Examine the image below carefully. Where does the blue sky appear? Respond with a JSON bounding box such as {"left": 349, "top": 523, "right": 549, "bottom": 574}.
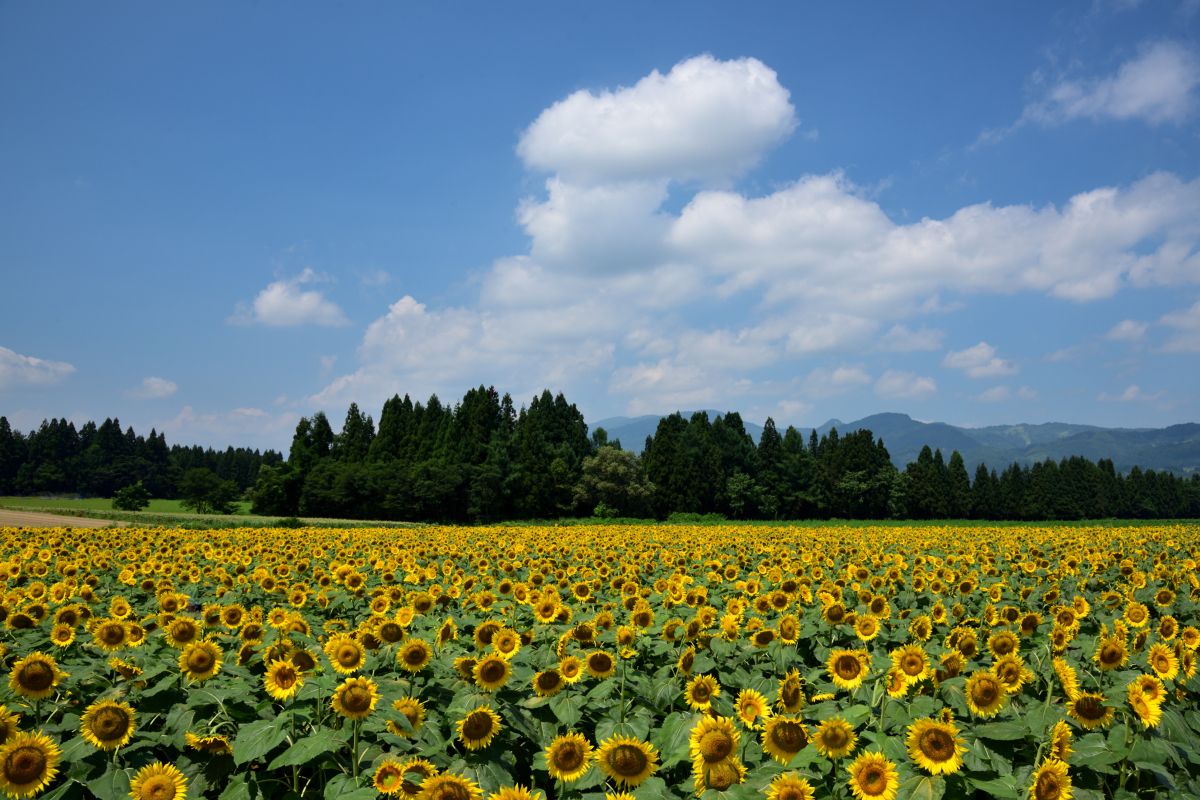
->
{"left": 2, "top": 2, "right": 1199, "bottom": 450}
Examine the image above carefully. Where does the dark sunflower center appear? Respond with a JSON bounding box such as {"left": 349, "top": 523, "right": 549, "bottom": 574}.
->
{"left": 835, "top": 656, "right": 861, "bottom": 679}
{"left": 698, "top": 730, "right": 733, "bottom": 762}
{"left": 902, "top": 655, "right": 923, "bottom": 675}
{"left": 478, "top": 660, "right": 506, "bottom": 683}
{"left": 707, "top": 761, "right": 738, "bottom": 789}
{"left": 993, "top": 638, "right": 1013, "bottom": 655}
{"left": 342, "top": 687, "right": 371, "bottom": 713}
{"left": 274, "top": 666, "right": 298, "bottom": 688}
{"left": 610, "top": 744, "right": 648, "bottom": 775}
{"left": 679, "top": 652, "right": 695, "bottom": 671}
{"left": 771, "top": 721, "right": 806, "bottom": 752}
{"left": 187, "top": 650, "right": 215, "bottom": 672}
{"left": 590, "top": 654, "right": 613, "bottom": 673}
{"left": 101, "top": 624, "right": 125, "bottom": 644}
{"left": 19, "top": 663, "right": 54, "bottom": 691}
{"left": 1076, "top": 698, "right": 1104, "bottom": 720}
{"left": 336, "top": 645, "right": 361, "bottom": 666}
{"left": 919, "top": 729, "right": 953, "bottom": 760}
{"left": 862, "top": 766, "right": 884, "bottom": 790}
{"left": 428, "top": 783, "right": 471, "bottom": 800}
{"left": 5, "top": 746, "right": 46, "bottom": 783}
{"left": 380, "top": 623, "right": 403, "bottom": 643}
{"left": 462, "top": 711, "right": 494, "bottom": 740}
{"left": 1035, "top": 772, "right": 1062, "bottom": 800}
{"left": 93, "top": 708, "right": 131, "bottom": 739}
{"left": 823, "top": 727, "right": 848, "bottom": 748}
{"left": 780, "top": 682, "right": 800, "bottom": 707}
{"left": 403, "top": 646, "right": 427, "bottom": 666}
{"left": 1100, "top": 643, "right": 1123, "bottom": 664}
{"left": 293, "top": 652, "right": 316, "bottom": 671}
{"left": 553, "top": 742, "right": 584, "bottom": 770}
{"left": 972, "top": 680, "right": 999, "bottom": 705}
{"left": 142, "top": 775, "right": 179, "bottom": 800}
{"left": 537, "top": 671, "right": 562, "bottom": 691}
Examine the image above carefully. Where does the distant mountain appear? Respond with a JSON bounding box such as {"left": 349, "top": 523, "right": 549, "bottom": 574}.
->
{"left": 594, "top": 410, "right": 1200, "bottom": 475}
{"left": 592, "top": 411, "right": 764, "bottom": 452}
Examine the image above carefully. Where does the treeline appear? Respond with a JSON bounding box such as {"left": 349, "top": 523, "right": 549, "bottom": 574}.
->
{"left": 247, "top": 387, "right": 1200, "bottom": 522}
{"left": 0, "top": 416, "right": 281, "bottom": 498}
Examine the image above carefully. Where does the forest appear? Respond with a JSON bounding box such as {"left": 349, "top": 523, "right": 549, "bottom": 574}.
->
{"left": 3, "top": 385, "right": 1198, "bottom": 522}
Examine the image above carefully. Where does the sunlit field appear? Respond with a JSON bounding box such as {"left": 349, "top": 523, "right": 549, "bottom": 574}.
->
{"left": 0, "top": 523, "right": 1196, "bottom": 800}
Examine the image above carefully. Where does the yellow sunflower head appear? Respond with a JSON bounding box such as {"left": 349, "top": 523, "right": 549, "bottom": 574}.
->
{"left": 689, "top": 715, "right": 739, "bottom": 764}
{"left": 324, "top": 634, "right": 366, "bottom": 675}
{"left": 545, "top": 732, "right": 592, "bottom": 782}
{"left": 595, "top": 735, "right": 658, "bottom": 788}
{"left": 457, "top": 706, "right": 502, "bottom": 750}
{"left": 8, "top": 653, "right": 68, "bottom": 700}
{"left": 80, "top": 700, "right": 136, "bottom": 750}
{"left": 1028, "top": 759, "right": 1070, "bottom": 800}
{"left": 585, "top": 650, "right": 616, "bottom": 679}
{"left": 846, "top": 751, "right": 899, "bottom": 800}
{"left": 761, "top": 716, "right": 809, "bottom": 764}
{"left": 264, "top": 659, "right": 303, "bottom": 702}
{"left": 776, "top": 669, "right": 805, "bottom": 713}
{"left": 129, "top": 761, "right": 187, "bottom": 800}
{"left": 813, "top": 717, "right": 857, "bottom": 760}
{"left": 373, "top": 757, "right": 406, "bottom": 796}
{"left": 473, "top": 655, "right": 512, "bottom": 691}
{"left": 387, "top": 696, "right": 426, "bottom": 738}
{"left": 418, "top": 773, "right": 483, "bottom": 800}
{"left": 684, "top": 674, "right": 720, "bottom": 710}
{"left": 396, "top": 639, "right": 432, "bottom": 674}
{"left": 331, "top": 676, "right": 379, "bottom": 721}
{"left": 735, "top": 688, "right": 771, "bottom": 729}
{"left": 0, "top": 730, "right": 60, "bottom": 799}
{"left": 964, "top": 671, "right": 1007, "bottom": 717}
{"left": 1067, "top": 692, "right": 1114, "bottom": 730}
{"left": 179, "top": 640, "right": 223, "bottom": 682}
{"left": 827, "top": 649, "right": 870, "bottom": 691}
{"left": 905, "top": 718, "right": 965, "bottom": 776}
{"left": 532, "top": 668, "right": 565, "bottom": 698}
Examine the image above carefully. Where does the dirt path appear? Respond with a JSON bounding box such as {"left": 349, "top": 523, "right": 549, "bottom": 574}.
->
{"left": 0, "top": 509, "right": 126, "bottom": 528}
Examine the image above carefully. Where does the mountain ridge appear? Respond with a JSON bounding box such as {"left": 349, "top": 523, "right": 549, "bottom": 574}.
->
{"left": 592, "top": 411, "right": 1200, "bottom": 475}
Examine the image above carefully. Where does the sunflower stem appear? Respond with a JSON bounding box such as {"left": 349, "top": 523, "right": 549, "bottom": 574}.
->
{"left": 351, "top": 719, "right": 360, "bottom": 781}
{"left": 290, "top": 701, "right": 299, "bottom": 793}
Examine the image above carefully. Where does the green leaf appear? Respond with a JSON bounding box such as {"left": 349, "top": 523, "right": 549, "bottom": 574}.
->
{"left": 218, "top": 775, "right": 253, "bottom": 800}
{"left": 972, "top": 721, "right": 1027, "bottom": 741}
{"left": 86, "top": 767, "right": 132, "bottom": 800}
{"left": 232, "top": 717, "right": 290, "bottom": 766}
{"left": 267, "top": 728, "right": 343, "bottom": 770}
{"left": 550, "top": 692, "right": 583, "bottom": 728}
{"left": 966, "top": 775, "right": 1021, "bottom": 800}
{"left": 896, "top": 776, "right": 944, "bottom": 800}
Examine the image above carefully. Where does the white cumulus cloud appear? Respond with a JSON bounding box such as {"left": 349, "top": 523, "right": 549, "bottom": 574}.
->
{"left": 0, "top": 346, "right": 75, "bottom": 389}
{"left": 874, "top": 370, "right": 937, "bottom": 399}
{"left": 129, "top": 376, "right": 177, "bottom": 399}
{"left": 943, "top": 342, "right": 1018, "bottom": 378}
{"left": 232, "top": 268, "right": 349, "bottom": 327}
{"left": 1106, "top": 319, "right": 1148, "bottom": 341}
{"left": 518, "top": 54, "right": 797, "bottom": 183}
{"left": 1160, "top": 300, "right": 1200, "bottom": 352}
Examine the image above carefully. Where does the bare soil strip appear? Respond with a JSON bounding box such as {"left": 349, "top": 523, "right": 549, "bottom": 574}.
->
{"left": 0, "top": 509, "right": 126, "bottom": 528}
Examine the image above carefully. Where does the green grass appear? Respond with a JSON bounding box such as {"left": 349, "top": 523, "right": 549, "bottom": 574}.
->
{"left": 0, "top": 496, "right": 252, "bottom": 514}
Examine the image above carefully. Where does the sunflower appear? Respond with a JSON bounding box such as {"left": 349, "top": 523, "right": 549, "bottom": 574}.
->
{"left": 1093, "top": 636, "right": 1128, "bottom": 671}
{"left": 559, "top": 656, "right": 584, "bottom": 683}
{"left": 164, "top": 617, "right": 201, "bottom": 648}
{"left": 1028, "top": 759, "right": 1071, "bottom": 800}
{"left": 1067, "top": 693, "right": 1114, "bottom": 730}
{"left": 595, "top": 735, "right": 658, "bottom": 788}
{"left": 264, "top": 659, "right": 303, "bottom": 701}
{"left": 1126, "top": 685, "right": 1163, "bottom": 729}
{"left": 1051, "top": 658, "right": 1080, "bottom": 701}
{"left": 906, "top": 718, "right": 964, "bottom": 775}
{"left": 473, "top": 655, "right": 512, "bottom": 691}
{"left": 827, "top": 649, "right": 870, "bottom": 691}
{"left": 813, "top": 717, "right": 857, "bottom": 759}
{"left": 490, "top": 786, "right": 542, "bottom": 800}
{"left": 532, "top": 668, "right": 565, "bottom": 698}
{"left": 854, "top": 615, "right": 880, "bottom": 642}
{"left": 1048, "top": 719, "right": 1072, "bottom": 761}
{"left": 676, "top": 646, "right": 695, "bottom": 674}
{"left": 777, "top": 669, "right": 805, "bottom": 713}
{"left": 964, "top": 671, "right": 1007, "bottom": 717}
{"left": 324, "top": 634, "right": 366, "bottom": 674}
{"left": 374, "top": 758, "right": 407, "bottom": 796}
{"left": 684, "top": 674, "right": 720, "bottom": 710}
{"left": 331, "top": 676, "right": 379, "bottom": 721}
{"left": 418, "top": 773, "right": 483, "bottom": 800}
{"left": 766, "top": 773, "right": 815, "bottom": 800}
{"left": 457, "top": 706, "right": 502, "bottom": 750}
{"left": 993, "top": 654, "right": 1031, "bottom": 695}
{"left": 80, "top": 700, "right": 136, "bottom": 750}
{"left": 1147, "top": 642, "right": 1179, "bottom": 681}
{"left": 1124, "top": 601, "right": 1149, "bottom": 628}
{"left": 387, "top": 697, "right": 426, "bottom": 738}
{"left": 689, "top": 716, "right": 739, "bottom": 765}
{"left": 49, "top": 624, "right": 75, "bottom": 648}
{"left": 545, "top": 732, "right": 592, "bottom": 782}
{"left": 761, "top": 716, "right": 808, "bottom": 764}
{"left": 184, "top": 732, "right": 233, "bottom": 755}
{"left": 492, "top": 628, "right": 522, "bottom": 659}
{"left": 0, "top": 707, "right": 20, "bottom": 746}
{"left": 8, "top": 653, "right": 67, "bottom": 700}
{"left": 846, "top": 752, "right": 899, "bottom": 800}
{"left": 397, "top": 639, "right": 432, "bottom": 673}
{"left": 692, "top": 755, "right": 745, "bottom": 794}
{"left": 988, "top": 630, "right": 1019, "bottom": 658}
{"left": 0, "top": 731, "right": 60, "bottom": 799}
{"left": 179, "top": 640, "right": 223, "bottom": 682}
{"left": 890, "top": 644, "right": 929, "bottom": 685}
{"left": 735, "top": 688, "right": 771, "bottom": 729}
{"left": 129, "top": 761, "right": 187, "bottom": 800}
{"left": 585, "top": 650, "right": 617, "bottom": 679}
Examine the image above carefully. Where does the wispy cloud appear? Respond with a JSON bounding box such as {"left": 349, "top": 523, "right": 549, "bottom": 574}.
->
{"left": 0, "top": 346, "right": 75, "bottom": 389}
{"left": 129, "top": 376, "right": 177, "bottom": 399}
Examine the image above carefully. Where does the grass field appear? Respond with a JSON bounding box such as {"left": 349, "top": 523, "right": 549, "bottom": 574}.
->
{"left": 0, "top": 495, "right": 252, "bottom": 514}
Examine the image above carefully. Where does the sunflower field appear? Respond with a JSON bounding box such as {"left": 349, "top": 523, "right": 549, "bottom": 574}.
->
{"left": 0, "top": 523, "right": 1197, "bottom": 800}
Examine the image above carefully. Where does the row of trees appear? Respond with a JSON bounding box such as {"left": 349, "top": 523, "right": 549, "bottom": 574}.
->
{"left": 4, "top": 388, "right": 1198, "bottom": 521}
{"left": 246, "top": 388, "right": 1200, "bottom": 521}
{"left": 0, "top": 416, "right": 281, "bottom": 498}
